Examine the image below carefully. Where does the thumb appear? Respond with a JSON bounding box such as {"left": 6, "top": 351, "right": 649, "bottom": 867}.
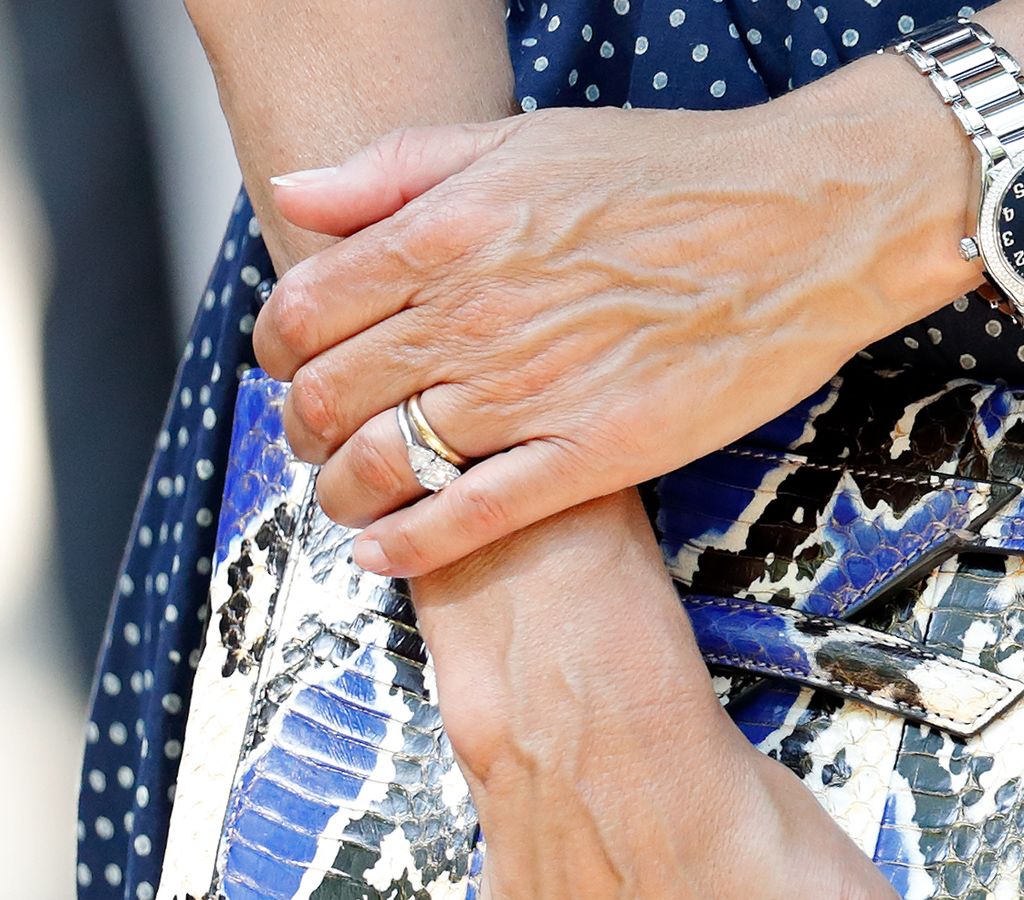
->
{"left": 270, "top": 121, "right": 512, "bottom": 237}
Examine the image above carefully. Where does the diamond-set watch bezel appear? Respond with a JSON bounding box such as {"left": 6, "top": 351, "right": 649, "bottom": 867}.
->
{"left": 977, "top": 153, "right": 1024, "bottom": 315}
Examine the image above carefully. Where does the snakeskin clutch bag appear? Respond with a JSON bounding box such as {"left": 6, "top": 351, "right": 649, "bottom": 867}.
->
{"left": 160, "top": 362, "right": 1024, "bottom": 899}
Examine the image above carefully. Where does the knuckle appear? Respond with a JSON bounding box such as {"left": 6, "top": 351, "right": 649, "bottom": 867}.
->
{"left": 287, "top": 367, "right": 337, "bottom": 453}
{"left": 345, "top": 429, "right": 407, "bottom": 500}
{"left": 452, "top": 481, "right": 511, "bottom": 535}
{"left": 264, "top": 274, "right": 321, "bottom": 371}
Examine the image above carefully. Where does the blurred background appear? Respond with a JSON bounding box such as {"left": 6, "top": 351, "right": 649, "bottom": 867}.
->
{"left": 0, "top": 2, "right": 238, "bottom": 895}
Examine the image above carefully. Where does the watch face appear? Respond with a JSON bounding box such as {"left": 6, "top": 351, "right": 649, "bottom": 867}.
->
{"left": 997, "top": 168, "right": 1024, "bottom": 279}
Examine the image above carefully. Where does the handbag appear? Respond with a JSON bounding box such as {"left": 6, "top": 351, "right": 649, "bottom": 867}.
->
{"left": 158, "top": 360, "right": 1024, "bottom": 899}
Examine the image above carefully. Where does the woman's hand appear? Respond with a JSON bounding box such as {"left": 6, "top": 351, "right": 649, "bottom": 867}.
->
{"left": 413, "top": 489, "right": 896, "bottom": 899}
{"left": 254, "top": 52, "right": 979, "bottom": 577}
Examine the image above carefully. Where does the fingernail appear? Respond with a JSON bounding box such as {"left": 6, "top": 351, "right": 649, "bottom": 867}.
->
{"left": 354, "top": 539, "right": 391, "bottom": 574}
{"left": 269, "top": 166, "right": 338, "bottom": 188}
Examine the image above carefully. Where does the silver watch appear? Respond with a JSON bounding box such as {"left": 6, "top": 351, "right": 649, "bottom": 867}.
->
{"left": 892, "top": 17, "right": 1024, "bottom": 318}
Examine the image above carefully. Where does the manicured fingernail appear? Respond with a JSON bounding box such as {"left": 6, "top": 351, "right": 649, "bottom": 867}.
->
{"left": 269, "top": 166, "right": 338, "bottom": 188}
{"left": 354, "top": 539, "right": 391, "bottom": 574}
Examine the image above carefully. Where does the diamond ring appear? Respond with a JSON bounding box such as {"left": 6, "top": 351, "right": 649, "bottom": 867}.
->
{"left": 396, "top": 396, "right": 465, "bottom": 492}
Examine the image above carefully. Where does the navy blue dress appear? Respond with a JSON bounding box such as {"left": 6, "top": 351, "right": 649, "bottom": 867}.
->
{"left": 77, "top": 2, "right": 1010, "bottom": 896}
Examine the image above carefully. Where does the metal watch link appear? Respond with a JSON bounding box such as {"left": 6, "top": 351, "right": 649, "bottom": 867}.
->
{"left": 891, "top": 17, "right": 1024, "bottom": 318}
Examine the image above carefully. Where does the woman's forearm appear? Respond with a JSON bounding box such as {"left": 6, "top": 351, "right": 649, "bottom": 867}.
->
{"left": 184, "top": 0, "right": 515, "bottom": 271}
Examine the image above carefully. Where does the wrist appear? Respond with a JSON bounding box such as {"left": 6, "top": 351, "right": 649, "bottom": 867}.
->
{"left": 781, "top": 47, "right": 981, "bottom": 335}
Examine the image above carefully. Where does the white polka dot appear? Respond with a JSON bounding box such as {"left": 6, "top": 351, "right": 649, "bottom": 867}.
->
{"left": 196, "top": 458, "right": 215, "bottom": 480}
{"left": 172, "top": 554, "right": 181, "bottom": 574}
{"left": 521, "top": 37, "right": 537, "bottom": 47}
{"left": 189, "top": 647, "right": 202, "bottom": 669}
{"left": 77, "top": 863, "right": 92, "bottom": 887}
{"left": 548, "top": 14, "right": 561, "bottom": 30}
{"left": 239, "top": 313, "right": 256, "bottom": 334}
{"left": 177, "top": 426, "right": 190, "bottom": 448}
{"left": 134, "top": 834, "right": 152, "bottom": 857}
{"left": 898, "top": 15, "right": 915, "bottom": 35}
{"left": 221, "top": 284, "right": 233, "bottom": 306}
{"left": 120, "top": 573, "right": 135, "bottom": 596}
{"left": 960, "top": 353, "right": 977, "bottom": 370}
{"left": 521, "top": 96, "right": 538, "bottom": 112}
{"left": 747, "top": 28, "right": 762, "bottom": 45}
{"left": 928, "top": 327, "right": 943, "bottom": 345}
{"left": 539, "top": 2, "right": 548, "bottom": 17}
{"left": 223, "top": 239, "right": 236, "bottom": 261}
{"left": 165, "top": 604, "right": 179, "bottom": 623}
{"left": 95, "top": 816, "right": 115, "bottom": 840}
{"left": 88, "top": 769, "right": 106, "bottom": 792}
{"left": 599, "top": 40, "right": 614, "bottom": 58}
{"left": 785, "top": 35, "right": 793, "bottom": 51}
{"left": 165, "top": 739, "right": 183, "bottom": 760}
{"left": 987, "top": 319, "right": 1003, "bottom": 337}
{"left": 109, "top": 721, "right": 128, "bottom": 745}
{"left": 240, "top": 265, "right": 261, "bottom": 287}
{"left": 169, "top": 648, "right": 181, "bottom": 664}
{"left": 141, "top": 737, "right": 150, "bottom": 758}
{"left": 155, "top": 572, "right": 169, "bottom": 595}
{"left": 200, "top": 336, "right": 213, "bottom": 358}
{"left": 162, "top": 693, "right": 183, "bottom": 715}
{"left": 174, "top": 474, "right": 186, "bottom": 495}
{"left": 157, "top": 476, "right": 173, "bottom": 498}
{"left": 180, "top": 386, "right": 193, "bottom": 408}
{"left": 787, "top": 0, "right": 801, "bottom": 8}
{"left": 86, "top": 721, "right": 100, "bottom": 744}
{"left": 197, "top": 556, "right": 212, "bottom": 575}
{"left": 211, "top": 362, "right": 222, "bottom": 383}
{"left": 903, "top": 336, "right": 919, "bottom": 350}
{"left": 77, "top": 819, "right": 86, "bottom": 842}
{"left": 1018, "top": 345, "right": 1024, "bottom": 362}
{"left": 203, "top": 290, "right": 216, "bottom": 310}
{"left": 669, "top": 9, "right": 685, "bottom": 27}
{"left": 614, "top": 0, "right": 629, "bottom": 13}
{"left": 173, "top": 521, "right": 184, "bottom": 542}
{"left": 168, "top": 783, "right": 177, "bottom": 803}
{"left": 814, "top": 5, "right": 827, "bottom": 23}
{"left": 138, "top": 525, "right": 153, "bottom": 547}
{"left": 842, "top": 29, "right": 860, "bottom": 47}
{"left": 248, "top": 216, "right": 261, "bottom": 238}
{"left": 585, "top": 84, "right": 600, "bottom": 101}
{"left": 105, "top": 864, "right": 122, "bottom": 887}
{"left": 953, "top": 296, "right": 971, "bottom": 312}
{"left": 130, "top": 671, "right": 145, "bottom": 694}
{"left": 137, "top": 881, "right": 155, "bottom": 900}
{"left": 136, "top": 785, "right": 150, "bottom": 808}
{"left": 143, "top": 670, "right": 155, "bottom": 690}
{"left": 117, "top": 766, "right": 135, "bottom": 789}
{"left": 692, "top": 43, "right": 709, "bottom": 62}
{"left": 582, "top": 24, "right": 593, "bottom": 41}
{"left": 710, "top": 80, "right": 727, "bottom": 98}
{"left": 653, "top": 71, "right": 668, "bottom": 90}
{"left": 236, "top": 362, "right": 252, "bottom": 379}
{"left": 102, "top": 672, "right": 122, "bottom": 696}
{"left": 959, "top": 6, "right": 976, "bottom": 16}
{"left": 135, "top": 718, "right": 146, "bottom": 738}
{"left": 729, "top": 23, "right": 739, "bottom": 39}
{"left": 534, "top": 56, "right": 548, "bottom": 71}
{"left": 811, "top": 48, "right": 828, "bottom": 67}
{"left": 635, "top": 35, "right": 649, "bottom": 55}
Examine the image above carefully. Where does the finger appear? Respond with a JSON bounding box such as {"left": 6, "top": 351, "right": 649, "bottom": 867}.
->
{"left": 315, "top": 408, "right": 426, "bottom": 529}
{"left": 351, "top": 439, "right": 596, "bottom": 578}
{"left": 270, "top": 121, "right": 516, "bottom": 237}
{"left": 281, "top": 314, "right": 449, "bottom": 464}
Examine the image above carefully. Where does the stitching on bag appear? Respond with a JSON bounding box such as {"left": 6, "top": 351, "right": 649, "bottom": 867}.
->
{"left": 685, "top": 595, "right": 1013, "bottom": 726}
{"left": 724, "top": 446, "right": 970, "bottom": 490}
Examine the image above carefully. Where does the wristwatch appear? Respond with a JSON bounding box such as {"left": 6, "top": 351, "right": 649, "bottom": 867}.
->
{"left": 892, "top": 17, "right": 1024, "bottom": 318}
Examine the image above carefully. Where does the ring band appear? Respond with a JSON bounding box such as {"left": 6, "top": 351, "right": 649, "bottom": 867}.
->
{"left": 397, "top": 398, "right": 464, "bottom": 492}
{"left": 406, "top": 394, "right": 468, "bottom": 467}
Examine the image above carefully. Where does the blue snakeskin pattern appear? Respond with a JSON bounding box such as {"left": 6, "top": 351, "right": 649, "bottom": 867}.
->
{"left": 160, "top": 372, "right": 479, "bottom": 900}
{"left": 163, "top": 362, "right": 1024, "bottom": 899}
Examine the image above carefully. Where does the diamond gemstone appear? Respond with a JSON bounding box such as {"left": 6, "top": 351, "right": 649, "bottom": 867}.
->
{"left": 407, "top": 445, "right": 460, "bottom": 491}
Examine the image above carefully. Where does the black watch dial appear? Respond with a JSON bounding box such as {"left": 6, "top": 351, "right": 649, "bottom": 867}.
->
{"left": 998, "top": 168, "right": 1024, "bottom": 279}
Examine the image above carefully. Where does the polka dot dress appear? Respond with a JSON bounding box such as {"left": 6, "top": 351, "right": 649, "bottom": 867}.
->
{"left": 79, "top": 2, "right": 1019, "bottom": 897}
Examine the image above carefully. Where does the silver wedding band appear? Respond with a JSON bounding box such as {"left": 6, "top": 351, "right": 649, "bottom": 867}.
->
{"left": 397, "top": 394, "right": 466, "bottom": 492}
